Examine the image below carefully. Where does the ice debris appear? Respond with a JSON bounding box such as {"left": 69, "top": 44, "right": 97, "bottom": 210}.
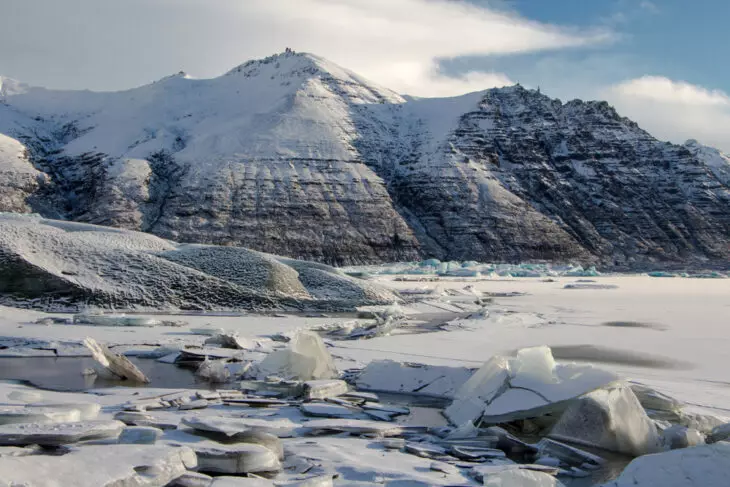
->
{"left": 444, "top": 346, "right": 618, "bottom": 425}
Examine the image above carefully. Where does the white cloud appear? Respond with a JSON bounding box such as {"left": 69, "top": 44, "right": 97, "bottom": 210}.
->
{"left": 236, "top": 0, "right": 611, "bottom": 96}
{"left": 605, "top": 76, "right": 730, "bottom": 152}
{"left": 0, "top": 0, "right": 611, "bottom": 96}
{"left": 612, "top": 76, "right": 730, "bottom": 106}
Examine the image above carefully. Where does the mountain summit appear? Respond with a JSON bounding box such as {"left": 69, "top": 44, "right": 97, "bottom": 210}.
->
{"left": 0, "top": 51, "right": 728, "bottom": 266}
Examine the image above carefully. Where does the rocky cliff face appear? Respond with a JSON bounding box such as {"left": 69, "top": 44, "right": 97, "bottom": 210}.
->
{"left": 0, "top": 51, "right": 728, "bottom": 266}
{"left": 384, "top": 87, "right": 730, "bottom": 266}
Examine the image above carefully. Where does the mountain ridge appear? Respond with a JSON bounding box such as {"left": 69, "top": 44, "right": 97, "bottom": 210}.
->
{"left": 1, "top": 50, "right": 728, "bottom": 267}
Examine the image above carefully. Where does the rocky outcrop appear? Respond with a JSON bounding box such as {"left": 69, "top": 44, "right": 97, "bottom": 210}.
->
{"left": 0, "top": 51, "right": 728, "bottom": 266}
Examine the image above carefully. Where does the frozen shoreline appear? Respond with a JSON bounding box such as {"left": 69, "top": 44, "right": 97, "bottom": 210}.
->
{"left": 1, "top": 274, "right": 729, "bottom": 486}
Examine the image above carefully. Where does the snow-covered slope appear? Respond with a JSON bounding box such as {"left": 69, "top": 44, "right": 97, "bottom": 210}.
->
{"left": 0, "top": 214, "right": 399, "bottom": 311}
{"left": 684, "top": 139, "right": 730, "bottom": 186}
{"left": 0, "top": 135, "right": 46, "bottom": 213}
{"left": 0, "top": 50, "right": 728, "bottom": 266}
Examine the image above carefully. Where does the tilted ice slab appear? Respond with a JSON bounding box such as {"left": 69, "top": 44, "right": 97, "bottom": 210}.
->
{"left": 0, "top": 444, "right": 197, "bottom": 487}
{"left": 83, "top": 337, "right": 150, "bottom": 383}
{"left": 444, "top": 346, "right": 618, "bottom": 425}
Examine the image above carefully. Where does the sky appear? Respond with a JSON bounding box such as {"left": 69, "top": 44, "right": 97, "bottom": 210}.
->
{"left": 1, "top": 0, "right": 728, "bottom": 151}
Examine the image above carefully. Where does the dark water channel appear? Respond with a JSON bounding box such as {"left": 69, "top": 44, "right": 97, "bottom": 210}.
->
{"left": 0, "top": 356, "right": 200, "bottom": 392}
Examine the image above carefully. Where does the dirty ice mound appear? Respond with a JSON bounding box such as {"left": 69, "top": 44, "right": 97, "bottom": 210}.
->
{"left": 0, "top": 214, "right": 399, "bottom": 311}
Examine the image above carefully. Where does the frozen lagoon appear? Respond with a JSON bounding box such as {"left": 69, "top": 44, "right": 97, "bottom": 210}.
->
{"left": 0, "top": 273, "right": 729, "bottom": 486}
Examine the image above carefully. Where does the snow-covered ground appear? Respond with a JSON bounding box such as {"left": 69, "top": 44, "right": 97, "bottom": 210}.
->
{"left": 0, "top": 273, "right": 729, "bottom": 485}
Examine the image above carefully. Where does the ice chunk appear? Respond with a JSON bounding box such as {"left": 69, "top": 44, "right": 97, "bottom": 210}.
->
{"left": 118, "top": 426, "right": 162, "bottom": 444}
{"left": 302, "top": 380, "right": 349, "bottom": 400}
{"left": 513, "top": 346, "right": 557, "bottom": 384}
{"left": 629, "top": 383, "right": 683, "bottom": 413}
{"left": 204, "top": 332, "right": 255, "bottom": 350}
{"left": 661, "top": 424, "right": 704, "bottom": 450}
{"left": 169, "top": 471, "right": 214, "bottom": 487}
{"left": 83, "top": 337, "right": 150, "bottom": 383}
{"left": 0, "top": 420, "right": 125, "bottom": 446}
{"left": 181, "top": 415, "right": 294, "bottom": 437}
{"left": 196, "top": 358, "right": 232, "bottom": 383}
{"left": 0, "top": 444, "right": 197, "bottom": 487}
{"left": 182, "top": 442, "right": 281, "bottom": 474}
{"left": 549, "top": 382, "right": 662, "bottom": 457}
{"left": 471, "top": 465, "right": 562, "bottom": 486}
{"left": 483, "top": 469, "right": 565, "bottom": 487}
{"left": 445, "top": 347, "right": 618, "bottom": 425}
{"left": 28, "top": 402, "right": 100, "bottom": 421}
{"left": 708, "top": 422, "right": 730, "bottom": 443}
{"left": 602, "top": 442, "right": 730, "bottom": 487}
{"left": 255, "top": 331, "right": 337, "bottom": 381}
{"left": 7, "top": 391, "right": 42, "bottom": 403}
{"left": 0, "top": 406, "right": 82, "bottom": 425}
{"left": 536, "top": 438, "right": 604, "bottom": 469}
{"left": 300, "top": 402, "right": 359, "bottom": 418}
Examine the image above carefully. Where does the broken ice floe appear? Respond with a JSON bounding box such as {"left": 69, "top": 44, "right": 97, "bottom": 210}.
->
{"left": 0, "top": 444, "right": 197, "bottom": 487}
{"left": 356, "top": 360, "right": 474, "bottom": 399}
{"left": 444, "top": 346, "right": 619, "bottom": 425}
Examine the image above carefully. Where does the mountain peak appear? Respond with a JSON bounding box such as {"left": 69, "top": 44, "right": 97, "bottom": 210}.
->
{"left": 223, "top": 50, "right": 404, "bottom": 104}
{"left": 224, "top": 49, "right": 322, "bottom": 77}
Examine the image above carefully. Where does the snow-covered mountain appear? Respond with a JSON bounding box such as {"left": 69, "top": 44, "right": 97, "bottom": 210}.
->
{"left": 1, "top": 50, "right": 728, "bottom": 266}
